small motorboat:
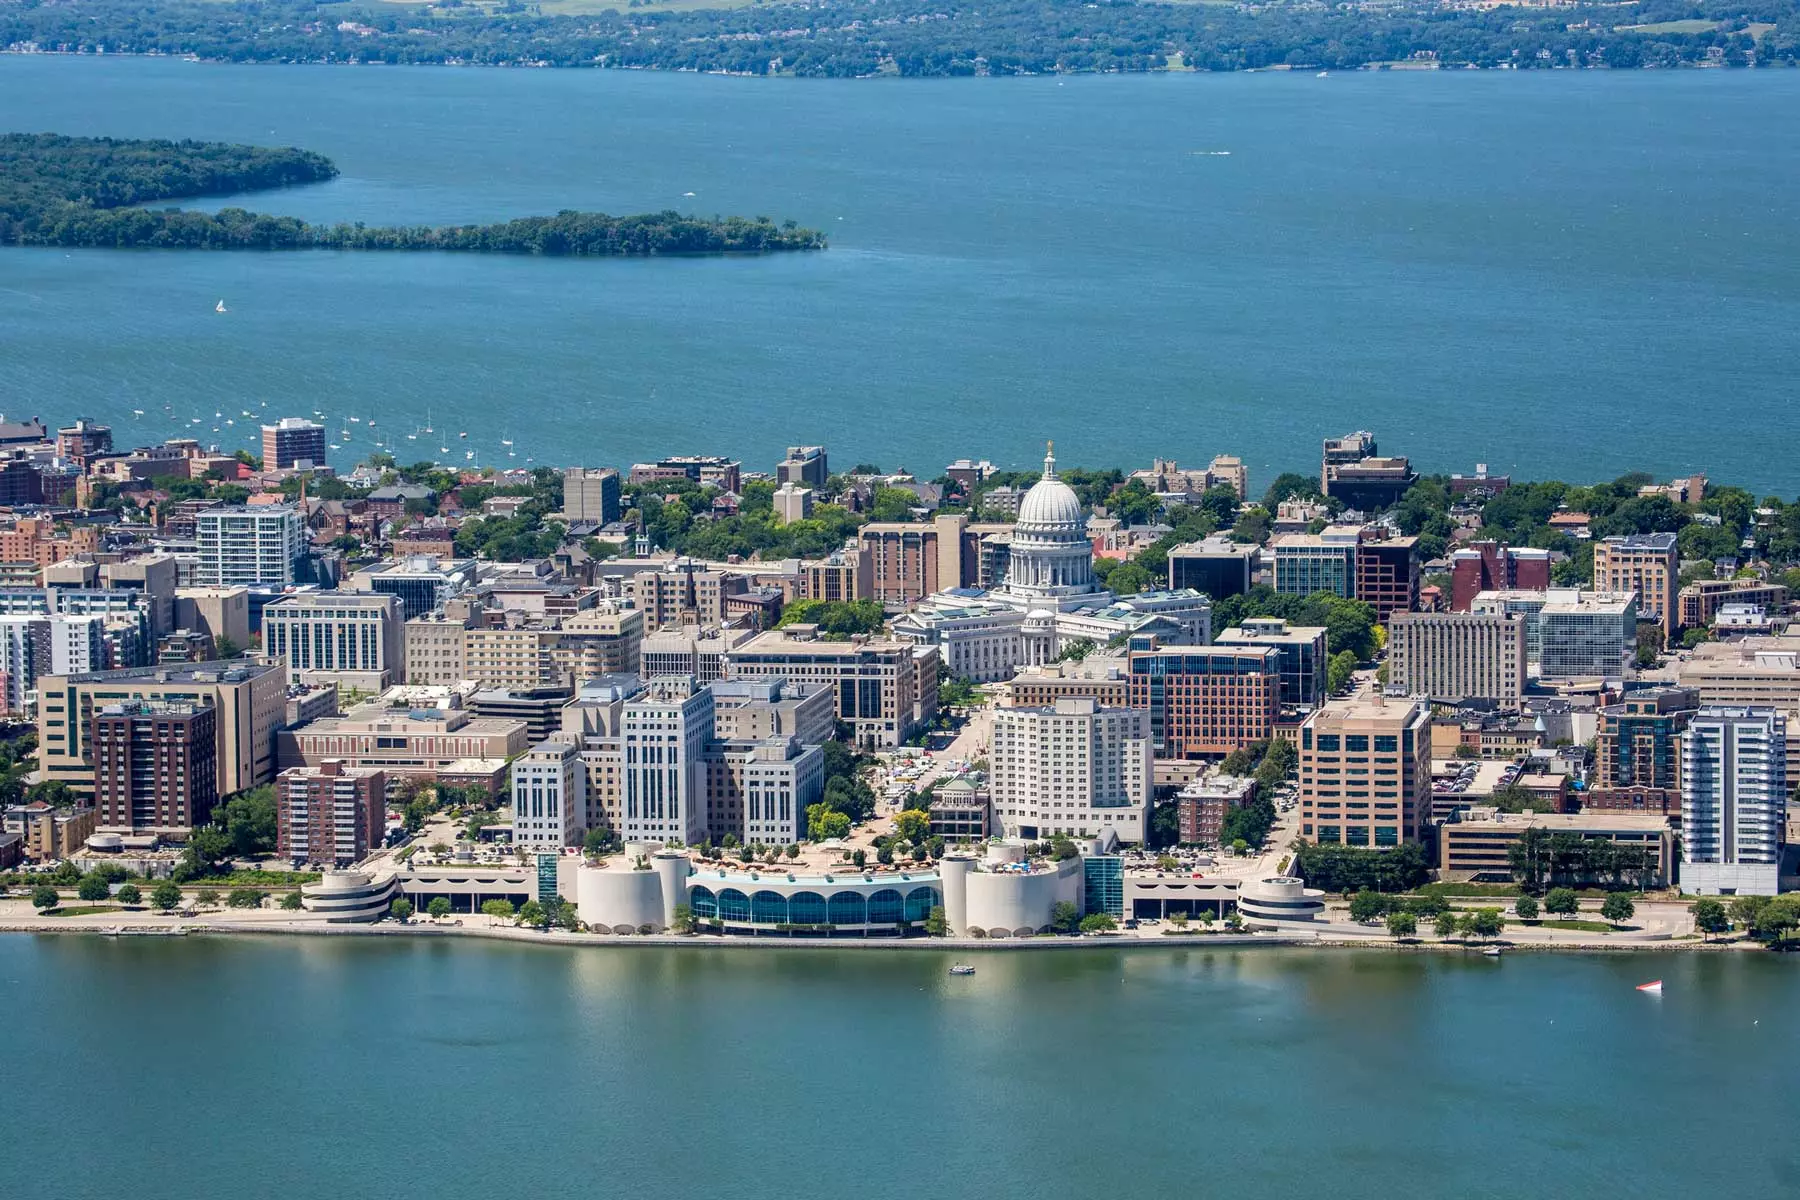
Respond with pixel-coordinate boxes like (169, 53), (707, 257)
(1636, 980), (1663, 994)
(948, 963), (975, 976)
(1482, 946), (1502, 958)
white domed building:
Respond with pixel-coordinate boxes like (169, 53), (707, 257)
(997, 446), (1110, 611)
(892, 442), (1213, 680)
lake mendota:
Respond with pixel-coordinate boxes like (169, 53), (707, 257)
(1, 936), (1794, 1200)
(1, 57), (1797, 493)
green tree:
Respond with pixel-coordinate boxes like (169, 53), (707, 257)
(894, 808), (931, 844)
(77, 873), (111, 902)
(150, 881), (182, 911)
(426, 896), (452, 919)
(31, 884), (59, 910)
(582, 827), (611, 857)
(1513, 894), (1539, 921)
(1543, 888), (1579, 917)
(115, 883), (142, 906)
(517, 899), (546, 927)
(226, 888), (262, 909)
(1348, 890), (1386, 923)
(1326, 649), (1359, 695)
(1079, 912), (1118, 934)
(807, 803), (851, 842)
(1434, 910), (1459, 939)
(481, 898), (515, 920)
(221, 785), (278, 856)
(672, 902), (696, 934)
(1050, 900), (1080, 934)
(1385, 910), (1417, 939)
(390, 897), (414, 921)
(1599, 893), (1635, 927)
(924, 905), (949, 936)
(281, 891), (304, 911)
(174, 823), (232, 882)
(1462, 908), (1503, 940)
(1691, 897), (1728, 942)
(195, 888), (222, 908)
(851, 849), (867, 869)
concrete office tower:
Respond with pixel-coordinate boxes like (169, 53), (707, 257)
(727, 627), (937, 749)
(261, 417), (328, 471)
(1681, 707), (1787, 896)
(262, 593), (404, 691)
(777, 445), (829, 490)
(277, 759), (387, 866)
(632, 560), (747, 631)
(621, 677), (715, 845)
(772, 482), (814, 525)
(1594, 532), (1678, 644)
(562, 467), (622, 525)
(195, 505), (302, 586)
(90, 700), (219, 838)
(1450, 542), (1551, 612)
(1270, 526), (1361, 599)
(1387, 611), (1527, 707)
(989, 697), (1151, 843)
(1299, 694), (1432, 848)
(511, 739), (588, 852)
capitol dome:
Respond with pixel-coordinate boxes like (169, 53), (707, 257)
(1017, 448), (1084, 532)
(996, 442), (1105, 610)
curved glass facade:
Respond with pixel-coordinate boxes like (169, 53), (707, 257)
(868, 888), (904, 925)
(904, 886), (940, 922)
(789, 891), (827, 925)
(828, 890), (866, 926)
(691, 886), (718, 920)
(751, 890), (788, 924)
(673, 874), (943, 934)
(718, 888), (750, 923)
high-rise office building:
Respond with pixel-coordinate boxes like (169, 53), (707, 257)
(620, 676), (715, 846)
(262, 593), (404, 688)
(1298, 695), (1432, 848)
(511, 739), (588, 852)
(1215, 618), (1327, 709)
(260, 417), (328, 471)
(1450, 542), (1551, 611)
(1166, 536), (1260, 600)
(1386, 611), (1526, 707)
(561, 467), (622, 525)
(777, 446), (829, 490)
(1126, 644), (1283, 758)
(1681, 707), (1786, 895)
(1270, 526), (1361, 599)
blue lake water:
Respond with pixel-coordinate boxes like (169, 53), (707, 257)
(1, 935), (1795, 1200)
(2, 58), (1798, 492)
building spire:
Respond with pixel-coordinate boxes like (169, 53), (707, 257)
(1043, 440), (1057, 480)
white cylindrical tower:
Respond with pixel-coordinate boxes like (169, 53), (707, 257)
(652, 850), (690, 930)
(938, 856), (972, 937)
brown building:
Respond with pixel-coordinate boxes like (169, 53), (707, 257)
(90, 700), (220, 838)
(36, 661), (286, 801)
(1176, 774), (1255, 846)
(1353, 534), (1420, 619)
(276, 760), (387, 866)
(1587, 686), (1696, 816)
(798, 550), (872, 604)
(1126, 645), (1282, 758)
(1298, 694), (1432, 847)
(2, 802), (96, 860)
(1449, 542), (1552, 612)
(1004, 656), (1131, 709)
(1593, 533), (1678, 643)
(1438, 809), (1672, 886)
(856, 514), (1006, 605)
(1677, 578), (1790, 631)
(632, 561), (747, 631)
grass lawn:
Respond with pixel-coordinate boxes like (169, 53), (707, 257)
(1532, 919), (1616, 933)
(1414, 882), (1520, 899)
(42, 905), (123, 918)
(1615, 19), (1719, 33)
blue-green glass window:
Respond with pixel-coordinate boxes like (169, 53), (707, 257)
(789, 891), (827, 925)
(690, 886), (718, 920)
(751, 890), (787, 925)
(718, 888), (750, 922)
(904, 886), (939, 923)
(828, 890), (866, 926)
(868, 889), (904, 925)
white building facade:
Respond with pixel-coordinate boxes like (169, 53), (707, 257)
(511, 739), (588, 852)
(621, 676), (715, 845)
(196, 505), (303, 586)
(989, 697), (1152, 843)
(1681, 706), (1787, 896)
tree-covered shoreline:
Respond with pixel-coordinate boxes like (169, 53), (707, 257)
(0, 132), (827, 254)
(2, 0), (1797, 77)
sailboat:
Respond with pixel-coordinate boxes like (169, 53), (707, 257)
(1636, 980), (1663, 994)
(215, 299), (228, 313)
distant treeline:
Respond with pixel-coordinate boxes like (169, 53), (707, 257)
(0, 132), (826, 254)
(1, 0), (1798, 76)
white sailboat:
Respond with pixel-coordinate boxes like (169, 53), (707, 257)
(215, 299), (228, 313)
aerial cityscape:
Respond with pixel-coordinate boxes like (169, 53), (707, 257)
(4, 18), (1797, 1200)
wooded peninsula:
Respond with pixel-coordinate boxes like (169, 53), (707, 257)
(1, 0), (1795, 76)
(0, 133), (827, 255)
